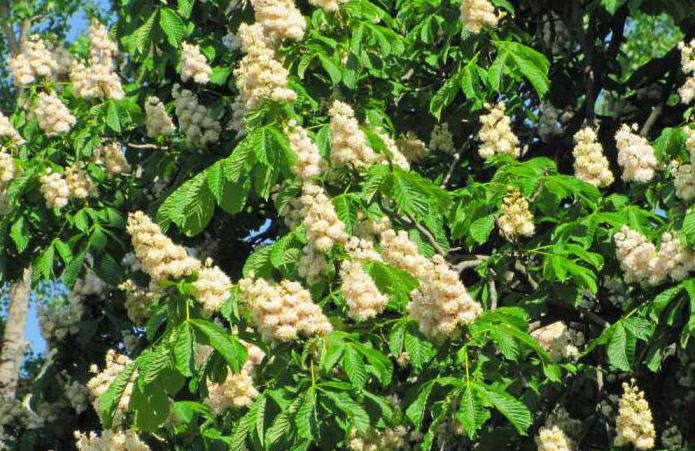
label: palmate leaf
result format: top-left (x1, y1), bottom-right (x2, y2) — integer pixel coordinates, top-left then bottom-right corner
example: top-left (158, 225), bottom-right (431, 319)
top-left (475, 384), bottom-right (532, 435)
top-left (158, 171), bottom-right (216, 236)
top-left (342, 345), bottom-right (367, 388)
top-left (159, 7), bottom-right (184, 47)
top-left (295, 387), bottom-right (317, 440)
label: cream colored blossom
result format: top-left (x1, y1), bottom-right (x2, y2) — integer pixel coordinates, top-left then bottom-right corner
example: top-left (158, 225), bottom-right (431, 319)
top-left (615, 124), bottom-right (657, 183)
top-left (88, 20), bottom-right (118, 63)
top-left (251, 0), bottom-right (306, 44)
top-left (66, 164), bottom-right (97, 199)
top-left (0, 151), bottom-right (15, 184)
top-left (297, 244), bottom-right (329, 283)
top-left (204, 341), bottom-right (265, 413)
top-left (0, 111), bottom-right (24, 144)
top-left (530, 321), bottom-right (584, 361)
top-left (38, 295), bottom-right (84, 342)
top-left (308, 0), bottom-right (347, 12)
top-left (538, 102), bottom-right (563, 140)
top-left (145, 96), bottom-right (175, 137)
top-left (74, 429), bottom-right (150, 451)
top-left (70, 60), bottom-right (124, 100)
top-left (94, 142), bottom-right (131, 175)
top-left (478, 102), bottom-right (520, 159)
top-left (376, 129), bottom-right (410, 170)
top-left (301, 183), bottom-right (348, 252)
top-left (613, 225), bottom-right (656, 284)
top-left (40, 170), bottom-right (70, 209)
top-left (340, 259), bottom-right (388, 321)
top-left (397, 131), bottom-right (428, 162)
top-left (50, 44), bottom-right (74, 77)
top-left (573, 127), bottom-right (613, 187)
top-left (673, 161), bottom-right (695, 200)
top-left (535, 425), bottom-right (572, 451)
top-left (288, 120), bottom-right (323, 181)
top-left (649, 232), bottom-right (694, 285)
top-left (349, 426), bottom-right (409, 451)
top-left (497, 188), bottom-right (534, 240)
top-left (429, 123), bottom-right (455, 155)
top-left (687, 128), bottom-right (695, 161)
top-left (678, 40), bottom-right (695, 104)
top-left (192, 259), bottom-right (232, 317)
top-left (119, 279), bottom-right (156, 325)
top-left (328, 100), bottom-right (377, 169)
top-left (181, 42), bottom-right (212, 84)
top-left (238, 275), bottom-right (332, 343)
top-left (86, 350), bottom-right (136, 420)
top-left (614, 380), bottom-right (656, 450)
top-left (460, 0), bottom-right (500, 34)
top-left (379, 229), bottom-right (430, 279)
top-left (680, 77), bottom-right (695, 105)
top-left (33, 92), bottom-right (76, 136)
top-left (126, 211), bottom-right (201, 283)
top-left (345, 236), bottom-right (382, 262)
top-left (172, 84), bottom-right (221, 147)
top-left (234, 23), bottom-right (296, 112)
top-left (9, 35), bottom-right (57, 87)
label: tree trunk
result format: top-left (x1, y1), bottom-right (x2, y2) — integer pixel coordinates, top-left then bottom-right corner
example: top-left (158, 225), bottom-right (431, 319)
top-left (0, 267), bottom-right (32, 399)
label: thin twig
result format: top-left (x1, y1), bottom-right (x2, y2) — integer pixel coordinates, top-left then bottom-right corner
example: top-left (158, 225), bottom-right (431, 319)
top-left (401, 214), bottom-right (447, 256)
top-left (578, 308), bottom-right (610, 328)
top-left (455, 256), bottom-right (488, 271)
top-left (514, 260), bottom-right (539, 290)
top-left (488, 275), bottom-right (498, 310)
top-left (127, 142), bottom-right (169, 150)
top-left (441, 138), bottom-right (472, 188)
top-left (640, 103), bottom-right (664, 137)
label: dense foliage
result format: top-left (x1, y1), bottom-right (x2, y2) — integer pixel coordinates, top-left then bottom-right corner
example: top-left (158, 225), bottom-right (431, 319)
top-left (1, 0), bottom-right (695, 449)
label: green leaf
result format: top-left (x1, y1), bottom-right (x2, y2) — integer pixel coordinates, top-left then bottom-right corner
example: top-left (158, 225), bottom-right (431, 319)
top-left (10, 217), bottom-right (29, 253)
top-left (456, 387), bottom-right (482, 439)
top-left (406, 379), bottom-right (434, 428)
top-left (318, 54), bottom-right (342, 84)
top-left (134, 10), bottom-right (157, 53)
top-left (602, 0), bottom-right (626, 14)
top-left (607, 323), bottom-right (632, 371)
top-left (295, 388), bottom-right (317, 439)
top-left (242, 246), bottom-right (273, 278)
top-left (496, 41), bottom-right (550, 97)
top-left (94, 253), bottom-right (122, 285)
top-left (430, 69), bottom-right (461, 119)
top-left (158, 171), bottom-right (216, 236)
top-left (190, 319), bottom-right (247, 373)
top-left (174, 323), bottom-right (194, 377)
top-left (160, 7), bottom-right (184, 47)
top-left (476, 385), bottom-right (532, 435)
top-left (470, 214), bottom-right (496, 245)
top-left (106, 100), bottom-right (121, 133)
top-left (99, 362), bottom-right (136, 428)
top-left (323, 390), bottom-right (370, 434)
top-left (342, 345), bottom-right (367, 388)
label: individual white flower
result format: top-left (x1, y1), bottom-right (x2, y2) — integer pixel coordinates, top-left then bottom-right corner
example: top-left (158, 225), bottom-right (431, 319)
top-left (572, 127), bottom-right (614, 187)
top-left (613, 225), bottom-right (656, 284)
top-left (328, 100), bottom-right (377, 169)
top-left (8, 35), bottom-right (57, 87)
top-left (0, 151), bottom-right (15, 184)
top-left (340, 259), bottom-right (388, 321)
top-left (429, 123), bottom-right (455, 155)
top-left (649, 232), bottom-right (694, 285)
top-left (497, 188), bottom-right (535, 240)
top-left (33, 92), bottom-right (76, 136)
top-left (172, 84), bottom-right (221, 147)
top-left (94, 141), bottom-right (131, 175)
top-left (192, 259), bottom-right (232, 317)
top-left (460, 0), bottom-right (500, 34)
top-left (238, 275), bottom-right (332, 343)
top-left (614, 380), bottom-right (656, 450)
top-left (40, 170), bottom-right (71, 209)
top-left (144, 96), bottom-right (175, 137)
top-left (300, 183), bottom-right (348, 252)
top-left (126, 211), bottom-right (201, 283)
top-left (180, 42), bottom-right (212, 84)
top-left (397, 131), bottom-right (428, 162)
top-left (615, 124), bottom-right (657, 183)
top-left (74, 429), bottom-right (150, 450)
top-left (478, 102), bottom-right (520, 159)
top-left (530, 321), bottom-right (584, 361)
top-left (287, 120), bottom-right (324, 181)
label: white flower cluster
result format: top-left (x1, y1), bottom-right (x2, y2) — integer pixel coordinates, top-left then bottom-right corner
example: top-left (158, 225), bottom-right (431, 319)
top-left (530, 321), bottom-right (584, 361)
top-left (688, 128), bottom-right (695, 158)
top-left (497, 188), bottom-right (535, 240)
top-left (297, 244), bottom-right (328, 283)
top-left (660, 423), bottom-right (684, 450)
top-left (376, 129), bottom-right (410, 171)
top-left (572, 127), bottom-right (614, 188)
top-left (38, 295), bottom-right (84, 343)
top-left (349, 426), bottom-right (409, 451)
top-left (615, 124), bottom-right (657, 183)
top-left (126, 211), bottom-right (201, 283)
top-left (678, 40), bottom-right (695, 104)
top-left (429, 123), bottom-right (455, 155)
top-left (328, 100), bottom-right (377, 169)
top-left (144, 96), bottom-right (175, 138)
top-left (40, 170), bottom-right (71, 209)
top-left (180, 42), bottom-right (212, 84)
top-left (238, 275), bottom-right (332, 343)
top-left (340, 259), bottom-right (388, 321)
top-left (9, 35), bottom-right (57, 87)
top-left (460, 0), bottom-right (500, 34)
top-left (538, 102), bottom-right (563, 141)
top-left (672, 160), bottom-right (695, 200)
top-left (63, 377), bottom-right (90, 414)
top-left (250, 0), bottom-right (306, 44)
top-left (478, 102), bottom-right (520, 159)
top-left (614, 226), bottom-right (694, 285)
top-left (535, 425), bottom-right (572, 451)
top-left (0, 151), bottom-right (15, 184)
top-left (192, 259), bottom-right (232, 317)
top-left (308, 0), bottom-right (347, 12)
top-left (86, 350), bottom-right (136, 420)
top-left (379, 229), bottom-right (481, 341)
top-left (0, 111), bottom-right (24, 144)
top-left (172, 84), bottom-right (221, 147)
top-left (397, 131), bottom-right (428, 162)
top-left (33, 92), bottom-right (76, 136)
top-left (70, 21), bottom-right (124, 100)
top-left (234, 23), bottom-right (296, 115)
top-left (74, 429), bottom-right (150, 451)
top-left (614, 380), bottom-right (656, 450)
top-left (50, 44), bottom-right (74, 78)
top-left (300, 183), bottom-right (348, 252)
top-left (94, 141), bottom-right (131, 175)
top-left (73, 270), bottom-right (107, 298)
top-left (66, 164), bottom-right (97, 199)
top-left (119, 279), bottom-right (155, 325)
top-left (288, 120), bottom-right (323, 181)
top-left (204, 341), bottom-right (265, 412)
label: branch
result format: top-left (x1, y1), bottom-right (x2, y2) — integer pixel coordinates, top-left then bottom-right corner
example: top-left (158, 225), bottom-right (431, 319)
top-left (127, 142), bottom-right (169, 150)
top-left (639, 102), bottom-right (663, 137)
top-left (441, 137), bottom-right (472, 189)
top-left (514, 260), bottom-right (539, 290)
top-left (401, 214), bottom-right (447, 256)
top-left (488, 275), bottom-right (498, 310)
top-left (454, 255), bottom-right (488, 271)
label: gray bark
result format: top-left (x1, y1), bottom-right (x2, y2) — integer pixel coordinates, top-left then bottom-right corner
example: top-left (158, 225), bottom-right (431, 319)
top-left (0, 267), bottom-right (32, 399)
